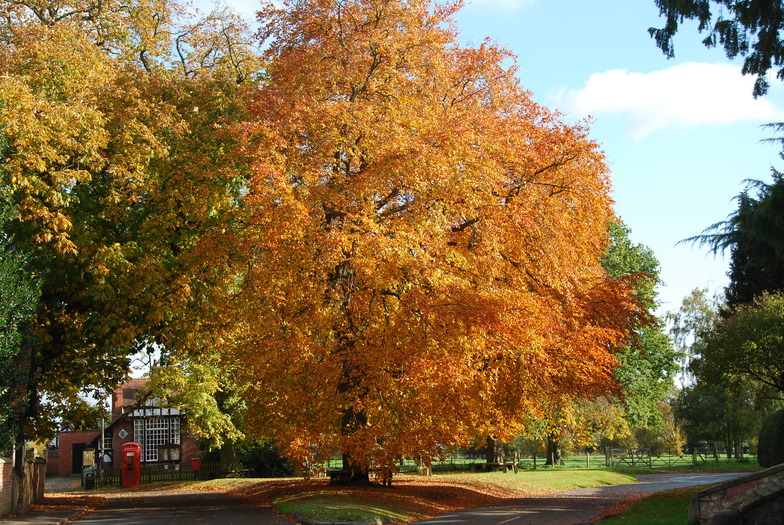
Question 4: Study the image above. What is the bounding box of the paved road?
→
[69,490,291,525]
[69,488,291,525]
[414,472,750,525]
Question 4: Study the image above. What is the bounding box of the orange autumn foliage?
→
[224,0,645,473]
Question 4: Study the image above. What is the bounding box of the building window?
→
[101,431,112,453]
[133,416,182,463]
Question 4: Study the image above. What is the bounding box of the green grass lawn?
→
[406,454,759,474]
[275,494,414,523]
[436,469,636,493]
[601,485,704,524]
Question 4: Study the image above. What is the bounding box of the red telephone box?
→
[121,442,141,487]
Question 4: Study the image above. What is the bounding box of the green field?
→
[389,454,759,474]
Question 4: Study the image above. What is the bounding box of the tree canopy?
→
[684,172,784,308]
[0,0,259,439]
[602,220,678,429]
[695,292,784,398]
[221,0,646,478]
[650,0,784,96]
[0,194,40,455]
[673,378,762,457]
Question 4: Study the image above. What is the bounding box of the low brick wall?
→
[688,463,784,524]
[0,458,12,517]
[0,457,46,517]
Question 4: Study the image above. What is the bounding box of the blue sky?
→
[454,0,784,315]
[213,0,784,316]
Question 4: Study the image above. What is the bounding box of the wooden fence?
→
[609,448,715,468]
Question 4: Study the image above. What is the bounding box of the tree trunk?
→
[339,405,370,485]
[332,259,371,485]
[545,434,562,466]
[340,453,370,484]
[485,436,506,465]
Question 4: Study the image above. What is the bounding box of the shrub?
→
[236,440,294,477]
[758,408,784,467]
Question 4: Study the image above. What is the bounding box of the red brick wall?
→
[689,464,784,524]
[45,448,59,476]
[111,419,134,466]
[0,458,11,517]
[112,378,149,420]
[181,434,200,464]
[56,430,100,476]
[0,458,46,517]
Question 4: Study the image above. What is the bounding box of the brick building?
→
[51,378,199,476]
[51,430,101,477]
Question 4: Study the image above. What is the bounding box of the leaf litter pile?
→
[197,473,567,522]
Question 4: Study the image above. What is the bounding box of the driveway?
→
[413,472,750,525]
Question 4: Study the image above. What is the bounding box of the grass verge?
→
[600,485,705,524]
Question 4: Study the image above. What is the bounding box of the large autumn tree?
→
[0,0,260,450]
[531,220,674,466]
[224,0,645,481]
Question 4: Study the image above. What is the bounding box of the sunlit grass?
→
[601,485,704,524]
[433,470,637,494]
[275,494,413,523]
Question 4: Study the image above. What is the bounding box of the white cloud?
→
[553,62,784,139]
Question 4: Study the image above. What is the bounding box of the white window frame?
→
[133,415,182,463]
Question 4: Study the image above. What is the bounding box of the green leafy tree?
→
[0,0,259,441]
[758,407,784,467]
[650,0,784,96]
[674,379,763,458]
[670,289,769,459]
[147,361,244,450]
[633,402,685,456]
[602,220,679,429]
[685,173,784,308]
[531,220,675,465]
[0,192,40,457]
[668,287,722,384]
[58,398,110,432]
[696,292,784,397]
[236,440,295,478]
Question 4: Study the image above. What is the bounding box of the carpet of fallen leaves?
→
[35,473,648,524]
[591,493,648,522]
[35,475,533,523]
[197,473,559,522]
[27,492,108,520]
